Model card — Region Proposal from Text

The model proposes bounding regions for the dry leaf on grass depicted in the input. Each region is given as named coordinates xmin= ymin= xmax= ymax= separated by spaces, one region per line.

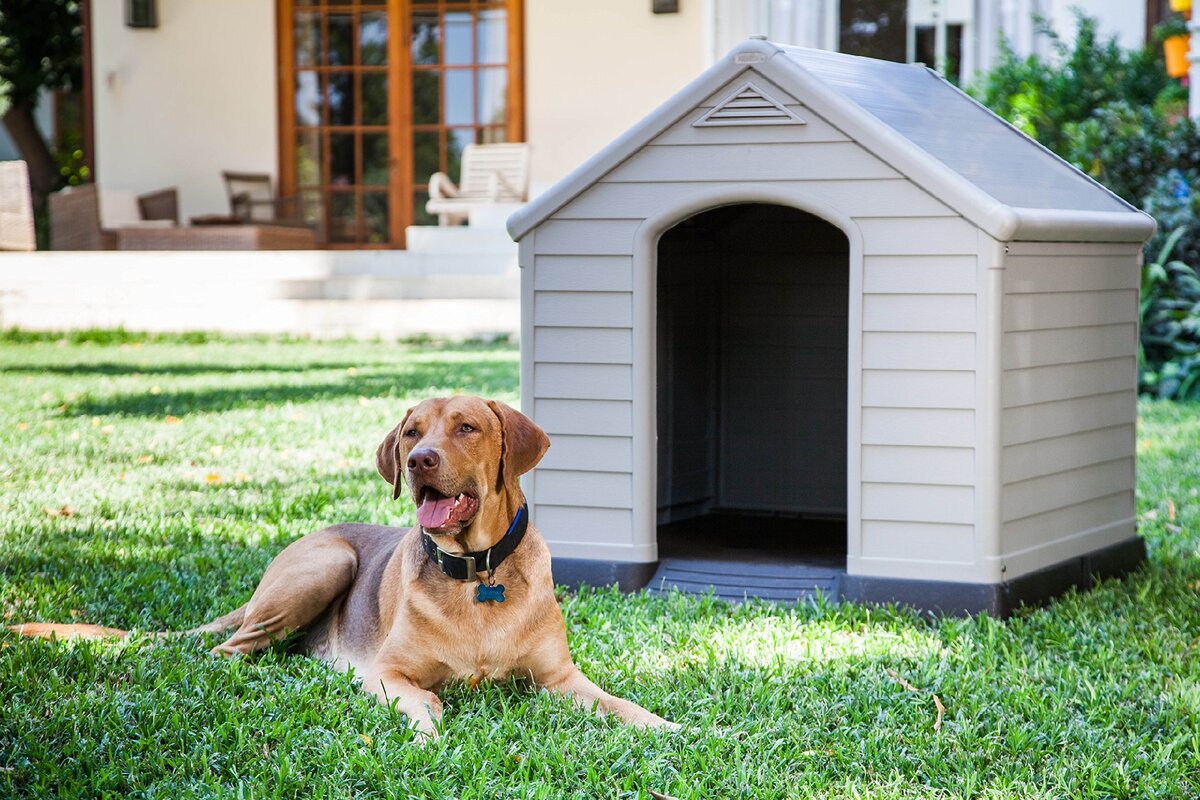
xmin=933 ymin=694 xmax=945 ymax=732
xmin=887 ymin=669 xmax=919 ymax=693
xmin=888 ymin=668 xmax=946 ymax=733
xmin=165 ymin=415 xmax=181 ymax=425
xmin=649 ymin=791 xmax=682 ymax=800
xmin=44 ymin=506 xmax=76 ymax=518
xmin=1168 ymin=499 xmax=1177 ymax=521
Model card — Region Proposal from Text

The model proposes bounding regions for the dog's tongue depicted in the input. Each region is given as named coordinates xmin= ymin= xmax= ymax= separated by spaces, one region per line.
xmin=417 ymin=495 xmax=457 ymax=529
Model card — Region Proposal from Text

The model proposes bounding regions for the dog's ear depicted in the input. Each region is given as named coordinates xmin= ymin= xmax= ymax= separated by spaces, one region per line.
xmin=376 ymin=407 xmax=414 ymax=501
xmin=487 ymin=400 xmax=550 ymax=490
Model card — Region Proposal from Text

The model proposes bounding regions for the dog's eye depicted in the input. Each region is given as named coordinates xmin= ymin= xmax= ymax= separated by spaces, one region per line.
xmin=404 ymin=428 xmax=419 ymax=438
xmin=459 ymin=423 xmax=475 ymax=433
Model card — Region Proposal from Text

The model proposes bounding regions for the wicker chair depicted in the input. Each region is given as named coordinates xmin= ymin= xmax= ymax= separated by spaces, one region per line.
xmin=426 ymin=143 xmax=530 ymax=226
xmin=222 ymin=171 xmax=303 ymax=226
xmin=137 ymin=187 xmax=179 ymax=224
xmin=0 ymin=161 xmax=36 ymax=251
xmin=49 ymin=184 xmax=116 ymax=250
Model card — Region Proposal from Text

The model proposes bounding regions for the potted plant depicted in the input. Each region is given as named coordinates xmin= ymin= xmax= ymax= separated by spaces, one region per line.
xmin=1158 ymin=16 xmax=1192 ymax=78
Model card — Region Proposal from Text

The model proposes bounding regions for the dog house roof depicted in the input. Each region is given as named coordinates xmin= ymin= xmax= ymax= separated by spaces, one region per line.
xmin=508 ymin=39 xmax=1155 ymax=244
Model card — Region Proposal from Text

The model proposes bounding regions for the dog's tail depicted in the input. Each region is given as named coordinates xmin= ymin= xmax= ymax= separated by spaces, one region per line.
xmin=7 ymin=604 xmax=248 ymax=643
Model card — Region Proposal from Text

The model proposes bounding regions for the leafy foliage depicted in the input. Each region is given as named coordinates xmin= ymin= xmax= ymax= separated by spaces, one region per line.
xmin=0 ymin=0 xmax=82 ymax=110
xmin=1139 ymin=226 xmax=1200 ymax=398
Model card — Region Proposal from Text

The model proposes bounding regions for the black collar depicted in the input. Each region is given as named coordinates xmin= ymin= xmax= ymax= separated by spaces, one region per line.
xmin=421 ymin=504 xmax=528 ymax=582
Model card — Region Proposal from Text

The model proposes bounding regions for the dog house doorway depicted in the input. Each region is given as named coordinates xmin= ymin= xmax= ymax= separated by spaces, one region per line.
xmin=654 ymin=203 xmax=849 ymax=602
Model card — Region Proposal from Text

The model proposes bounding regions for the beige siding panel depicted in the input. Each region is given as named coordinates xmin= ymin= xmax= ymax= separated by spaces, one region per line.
xmin=862 ymin=369 xmax=975 ymax=408
xmin=603 ymin=142 xmax=900 ymax=183
xmin=1002 ymin=390 xmax=1133 ymax=446
xmin=654 ymin=109 xmax=850 ymax=145
xmin=535 ymin=505 xmax=633 ymax=545
xmin=863 ymin=294 xmax=975 ymax=332
xmin=1007 ymin=241 xmax=1143 ymax=258
xmin=533 ymin=219 xmax=641 ymax=255
xmin=534 ymin=398 xmax=633 ymax=436
xmin=1003 ymin=357 xmax=1137 ymax=408
xmin=533 ymin=256 xmax=633 ymax=291
xmin=1002 ymin=424 xmax=1134 ymax=484
xmin=534 ymin=363 xmax=632 ymax=400
xmin=1001 ymin=491 xmax=1133 ymax=554
xmin=858 ymin=218 xmax=979 ymax=255
xmin=862 ymin=483 xmax=974 ymax=524
xmin=1002 ymin=458 xmax=1134 ymax=522
xmin=862 ymin=332 xmax=975 ymax=370
xmin=1004 ymin=290 xmax=1137 ymax=332
xmin=861 ymin=521 xmax=975 ymax=563
xmin=536 ymin=470 xmax=633 ymax=509
xmin=533 ymin=291 xmax=632 ymax=328
xmin=861 ymin=445 xmax=975 ymax=485
xmin=862 ymin=255 xmax=977 ymax=294
xmin=862 ymin=408 xmax=976 ymax=447
xmin=555 ymin=179 xmax=956 ymax=220
xmin=534 ymin=327 xmax=633 ymax=364
xmin=1003 ymin=324 xmax=1137 ymax=369
xmin=1005 ymin=255 xmax=1138 ymax=293
xmin=537 ymin=434 xmax=632 ymax=472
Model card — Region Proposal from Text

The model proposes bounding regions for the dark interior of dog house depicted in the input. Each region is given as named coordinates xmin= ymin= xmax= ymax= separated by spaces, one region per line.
xmin=652 ymin=203 xmax=850 ymax=602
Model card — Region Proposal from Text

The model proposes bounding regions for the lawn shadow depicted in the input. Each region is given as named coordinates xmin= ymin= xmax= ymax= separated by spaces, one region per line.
xmin=64 ymin=359 xmax=518 ymax=417
xmin=0 ymin=361 xmax=389 ymax=377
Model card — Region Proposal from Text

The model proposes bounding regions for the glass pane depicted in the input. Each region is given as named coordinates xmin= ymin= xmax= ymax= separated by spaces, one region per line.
xmin=330 ymin=132 xmax=355 ymax=186
xmin=363 ymin=134 xmax=389 ymax=186
xmin=329 ymin=192 xmax=357 ymax=243
xmin=477 ymin=9 xmax=506 ymax=64
xmin=328 ymin=71 xmax=355 ymax=125
xmin=327 ymin=14 xmax=354 ymax=67
xmin=361 ymin=72 xmax=388 ymax=125
xmin=478 ymin=67 xmax=507 ymax=126
xmin=479 ymin=126 xmax=506 ymax=144
xmin=444 ymin=12 xmax=472 ymax=65
xmin=294 ymin=70 xmax=322 ymax=126
xmin=360 ymin=12 xmax=388 ymax=65
xmin=412 ymin=130 xmax=440 ymax=183
xmin=364 ymin=192 xmax=389 ymax=243
xmin=412 ymin=13 xmax=439 ymax=65
xmin=444 ymin=70 xmax=473 ymax=125
xmin=447 ymin=129 xmax=473 ymax=183
xmin=300 ymin=189 xmax=324 ymax=240
xmin=412 ymin=70 xmax=439 ymax=124
xmin=414 ymin=190 xmax=436 ymax=226
xmin=295 ymin=130 xmax=323 ymax=187
xmin=294 ymin=12 xmax=322 ymax=67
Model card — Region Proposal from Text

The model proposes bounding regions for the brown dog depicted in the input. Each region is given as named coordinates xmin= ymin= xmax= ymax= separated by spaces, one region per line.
xmin=14 ymin=396 xmax=675 ymax=739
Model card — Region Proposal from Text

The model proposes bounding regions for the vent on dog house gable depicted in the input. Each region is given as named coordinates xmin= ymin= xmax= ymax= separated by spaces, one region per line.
xmin=694 ymin=81 xmax=806 ymax=127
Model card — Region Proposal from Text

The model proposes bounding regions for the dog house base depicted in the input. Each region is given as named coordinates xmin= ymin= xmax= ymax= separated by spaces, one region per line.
xmin=551 ymin=537 xmax=1145 ymax=617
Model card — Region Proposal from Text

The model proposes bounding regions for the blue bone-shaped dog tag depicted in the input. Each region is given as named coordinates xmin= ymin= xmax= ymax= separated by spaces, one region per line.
xmin=476 ymin=583 xmax=506 ymax=603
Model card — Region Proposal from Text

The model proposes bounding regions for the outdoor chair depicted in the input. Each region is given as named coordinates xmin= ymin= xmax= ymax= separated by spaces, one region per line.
xmin=137 ymin=187 xmax=180 ymax=225
xmin=222 ymin=171 xmax=304 ymax=227
xmin=426 ymin=143 xmax=530 ymax=226
xmin=0 ymin=160 xmax=36 ymax=251
xmin=48 ymin=184 xmax=116 ymax=250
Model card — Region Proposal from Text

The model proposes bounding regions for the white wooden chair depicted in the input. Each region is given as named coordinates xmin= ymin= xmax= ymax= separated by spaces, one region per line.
xmin=426 ymin=143 xmax=530 ymax=226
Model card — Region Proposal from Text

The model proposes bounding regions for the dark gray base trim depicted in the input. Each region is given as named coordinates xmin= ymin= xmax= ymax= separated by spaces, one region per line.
xmin=839 ymin=537 xmax=1147 ymax=617
xmin=552 ymin=537 xmax=1146 ymax=617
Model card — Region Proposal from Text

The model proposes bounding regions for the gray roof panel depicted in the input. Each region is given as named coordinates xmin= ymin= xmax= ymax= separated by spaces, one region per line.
xmin=777 ymin=46 xmax=1132 ymax=214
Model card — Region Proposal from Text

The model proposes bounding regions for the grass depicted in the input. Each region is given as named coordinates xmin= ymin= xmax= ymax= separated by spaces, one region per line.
xmin=0 ymin=334 xmax=1198 ymax=798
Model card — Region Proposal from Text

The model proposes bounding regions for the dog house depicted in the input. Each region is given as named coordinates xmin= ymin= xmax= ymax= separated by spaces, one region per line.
xmin=507 ymin=40 xmax=1155 ymax=615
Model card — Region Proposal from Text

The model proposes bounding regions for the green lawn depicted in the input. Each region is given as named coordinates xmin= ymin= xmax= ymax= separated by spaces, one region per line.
xmin=1 ymin=333 xmax=1198 ymax=799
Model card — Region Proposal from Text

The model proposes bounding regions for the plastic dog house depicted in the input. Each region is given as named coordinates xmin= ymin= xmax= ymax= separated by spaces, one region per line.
xmin=507 ymin=39 xmax=1155 ymax=615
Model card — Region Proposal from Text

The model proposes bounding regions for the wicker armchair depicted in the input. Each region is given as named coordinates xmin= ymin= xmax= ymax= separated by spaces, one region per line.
xmin=137 ymin=187 xmax=179 ymax=224
xmin=0 ymin=161 xmax=36 ymax=251
xmin=222 ymin=171 xmax=304 ymax=226
xmin=49 ymin=184 xmax=116 ymax=250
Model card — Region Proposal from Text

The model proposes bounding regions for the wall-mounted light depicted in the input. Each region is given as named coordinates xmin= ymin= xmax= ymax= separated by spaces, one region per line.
xmin=653 ymin=0 xmax=679 ymax=13
xmin=125 ymin=0 xmax=158 ymax=29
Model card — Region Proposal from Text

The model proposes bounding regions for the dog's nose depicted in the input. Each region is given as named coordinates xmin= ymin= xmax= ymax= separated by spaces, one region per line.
xmin=407 ymin=448 xmax=440 ymax=473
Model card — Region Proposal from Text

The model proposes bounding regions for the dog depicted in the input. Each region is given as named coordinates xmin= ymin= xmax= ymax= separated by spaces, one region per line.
xmin=12 ymin=396 xmax=676 ymax=739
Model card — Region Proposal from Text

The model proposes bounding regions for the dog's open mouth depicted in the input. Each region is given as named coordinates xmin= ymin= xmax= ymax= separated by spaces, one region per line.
xmin=416 ymin=487 xmax=480 ymax=534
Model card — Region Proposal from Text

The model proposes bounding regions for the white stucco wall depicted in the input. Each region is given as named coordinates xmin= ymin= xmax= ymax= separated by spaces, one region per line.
xmin=524 ymin=0 xmax=707 ymax=194
xmin=92 ymin=0 xmax=277 ymax=224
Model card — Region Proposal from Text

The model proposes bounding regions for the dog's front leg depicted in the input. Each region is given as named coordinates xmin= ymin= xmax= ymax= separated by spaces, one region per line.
xmin=362 ymin=667 xmax=443 ymax=740
xmin=541 ymin=665 xmax=679 ymax=730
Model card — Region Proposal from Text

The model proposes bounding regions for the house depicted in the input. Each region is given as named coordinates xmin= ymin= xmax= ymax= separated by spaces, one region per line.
xmin=78 ymin=0 xmax=1160 ymax=249
xmin=509 ymin=39 xmax=1153 ymax=614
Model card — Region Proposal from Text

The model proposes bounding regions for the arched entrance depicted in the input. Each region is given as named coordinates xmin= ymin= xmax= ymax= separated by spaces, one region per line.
xmin=654 ymin=203 xmax=849 ymax=600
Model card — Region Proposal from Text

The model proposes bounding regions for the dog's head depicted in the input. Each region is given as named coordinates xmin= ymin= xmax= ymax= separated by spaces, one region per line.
xmin=375 ymin=396 xmax=549 ymax=536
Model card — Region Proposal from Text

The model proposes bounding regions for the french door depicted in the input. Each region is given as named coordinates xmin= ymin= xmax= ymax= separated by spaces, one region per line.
xmin=278 ymin=0 xmax=524 ymax=248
